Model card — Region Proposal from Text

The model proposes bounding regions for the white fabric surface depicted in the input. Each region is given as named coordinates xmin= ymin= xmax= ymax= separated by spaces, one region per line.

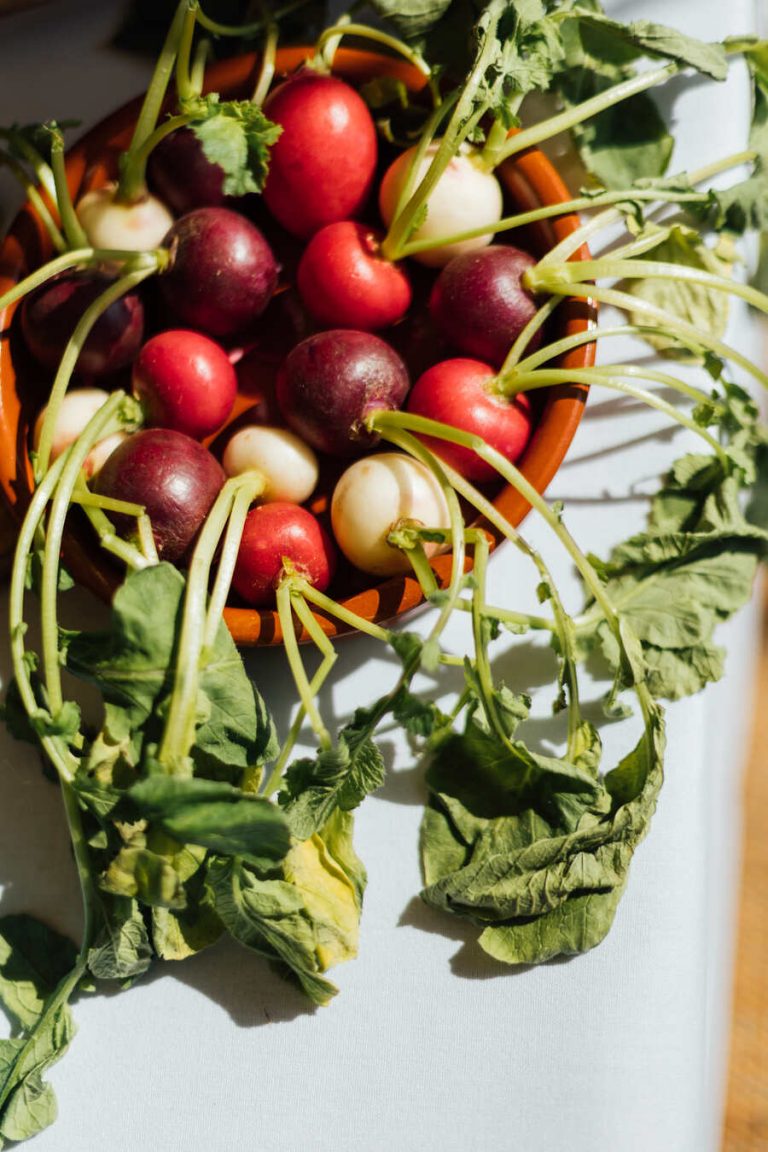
xmin=0 ymin=1 xmax=763 ymax=1149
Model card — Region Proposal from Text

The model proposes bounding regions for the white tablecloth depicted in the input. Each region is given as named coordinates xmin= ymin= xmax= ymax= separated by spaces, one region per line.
xmin=0 ymin=2 xmax=763 ymax=1149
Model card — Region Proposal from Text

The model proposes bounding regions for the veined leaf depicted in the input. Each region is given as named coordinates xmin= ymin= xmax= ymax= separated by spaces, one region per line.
xmin=128 ymin=777 xmax=290 ymax=866
xmin=187 ymin=95 xmax=282 ymax=196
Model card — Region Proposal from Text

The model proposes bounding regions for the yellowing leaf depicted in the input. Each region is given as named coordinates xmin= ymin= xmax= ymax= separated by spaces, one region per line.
xmin=283 ymin=832 xmax=361 ymax=971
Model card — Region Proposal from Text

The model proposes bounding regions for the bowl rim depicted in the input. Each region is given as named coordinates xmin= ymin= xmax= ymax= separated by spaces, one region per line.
xmin=0 ymin=45 xmax=596 ymax=646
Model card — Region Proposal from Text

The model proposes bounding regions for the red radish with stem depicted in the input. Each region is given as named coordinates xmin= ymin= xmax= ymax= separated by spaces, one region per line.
xmin=276 ymin=329 xmax=410 ymax=456
xmin=132 ymin=329 xmax=237 ymax=439
xmin=406 ymin=358 xmax=533 ymax=482
xmin=94 ymin=427 xmax=226 ymax=562
xmin=232 ymin=502 xmax=336 ymax=607
xmin=429 ymin=245 xmax=541 ymax=366
xmin=159 ymin=207 xmax=279 ymax=338
xmin=262 ymin=72 xmax=378 ymax=239
xmin=331 ymin=452 xmax=451 ymax=576
xmin=20 ymin=271 xmax=145 ymax=377
xmin=297 ymin=221 xmax=412 ymax=330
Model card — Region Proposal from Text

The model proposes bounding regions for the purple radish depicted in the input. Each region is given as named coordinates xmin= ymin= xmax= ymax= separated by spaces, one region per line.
xmin=276 ymin=329 xmax=410 ymax=456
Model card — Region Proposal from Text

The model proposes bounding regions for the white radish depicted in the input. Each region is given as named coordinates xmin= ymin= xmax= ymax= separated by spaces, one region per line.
xmin=331 ymin=452 xmax=451 ymax=576
xmin=34 ymin=388 xmax=126 ymax=477
xmin=379 ymin=142 xmax=503 ymax=268
xmin=86 ymin=430 xmax=130 ymax=477
xmin=76 ymin=184 xmax=174 ymax=252
xmin=222 ymin=425 xmax=319 ymax=505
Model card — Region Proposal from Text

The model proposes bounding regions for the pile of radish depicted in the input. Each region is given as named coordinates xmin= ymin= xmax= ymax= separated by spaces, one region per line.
xmin=23 ymin=59 xmax=542 ymax=609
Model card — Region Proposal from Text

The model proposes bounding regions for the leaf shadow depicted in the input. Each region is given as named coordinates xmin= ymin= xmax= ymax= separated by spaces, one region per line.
xmin=398 ymin=895 xmax=576 ymax=981
xmin=138 ymin=934 xmax=318 ymax=1028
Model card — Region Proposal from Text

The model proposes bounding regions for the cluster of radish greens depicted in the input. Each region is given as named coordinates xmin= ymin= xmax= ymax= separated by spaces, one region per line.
xmin=1 ymin=0 xmax=768 ymax=1145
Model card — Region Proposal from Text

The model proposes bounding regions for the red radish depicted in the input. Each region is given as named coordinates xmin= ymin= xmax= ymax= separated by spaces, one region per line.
xmin=297 ymin=221 xmax=412 ymax=330
xmin=76 ymin=184 xmax=174 ymax=252
xmin=378 ymin=142 xmax=503 ymax=267
xmin=94 ymin=428 xmax=225 ymax=562
xmin=429 ymin=245 xmax=541 ymax=366
xmin=159 ymin=207 xmax=279 ymax=338
xmin=276 ymin=329 xmax=410 ymax=456
xmin=231 ymin=502 xmax=336 ymax=607
xmin=406 ymin=358 xmax=533 ymax=482
xmin=222 ymin=425 xmax=319 ymax=504
xmin=147 ymin=128 xmax=227 ymax=215
xmin=20 ymin=271 xmax=144 ymax=377
xmin=262 ymin=72 xmax=377 ymax=239
xmin=132 ymin=329 xmax=237 ymax=439
xmin=331 ymin=452 xmax=451 ymax=576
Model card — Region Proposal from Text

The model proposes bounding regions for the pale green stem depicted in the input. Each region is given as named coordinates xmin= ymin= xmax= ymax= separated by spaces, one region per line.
xmin=276 ymin=580 xmax=332 ymax=751
xmin=40 ymin=394 xmax=130 ymax=715
xmin=157 ymin=479 xmax=243 ymax=772
xmin=8 ymin=452 xmax=78 ymax=783
xmin=35 ymin=263 xmax=158 ymax=480
xmin=297 ymin=581 xmax=393 ymax=644
xmin=316 ymin=22 xmax=431 ymax=77
xmin=502 ymin=368 xmax=728 ymax=458
xmin=500 ymin=296 xmax=562 ymax=375
xmin=494 ymin=62 xmax=677 ymax=166
xmin=119 ymin=0 xmax=191 ymax=201
xmin=252 ymin=7 xmax=279 ymax=106
xmin=202 ymin=474 xmax=265 ymax=652
xmin=49 ymin=132 xmax=88 ymax=249
xmin=532 ymin=258 xmax=768 ymax=318
xmin=404 ymin=540 xmax=440 ymax=598
xmin=534 ymin=281 xmax=768 ymax=388
xmin=0 ymin=149 xmax=66 ymax=251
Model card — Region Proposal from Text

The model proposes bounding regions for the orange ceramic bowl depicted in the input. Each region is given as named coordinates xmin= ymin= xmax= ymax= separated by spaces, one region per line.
xmin=0 ymin=47 xmax=596 ymax=645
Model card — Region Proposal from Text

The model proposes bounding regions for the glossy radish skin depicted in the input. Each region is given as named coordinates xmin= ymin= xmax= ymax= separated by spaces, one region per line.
xmin=331 ymin=452 xmax=451 ymax=576
xmin=263 ymin=72 xmax=377 ymax=239
xmin=132 ymin=329 xmax=237 ymax=439
xmin=429 ymin=245 xmax=541 ymax=366
xmin=406 ymin=358 xmax=533 ymax=482
xmin=20 ymin=271 xmax=144 ymax=377
xmin=159 ymin=208 xmax=279 ymax=338
xmin=94 ymin=428 xmax=225 ymax=562
xmin=223 ymin=425 xmax=319 ymax=504
xmin=297 ymin=221 xmax=412 ymax=330
xmin=147 ymin=128 xmax=226 ymax=215
xmin=76 ymin=184 xmax=174 ymax=252
xmin=379 ymin=143 xmax=503 ymax=267
xmin=232 ymin=502 xmax=336 ymax=607
xmin=276 ymin=329 xmax=410 ymax=457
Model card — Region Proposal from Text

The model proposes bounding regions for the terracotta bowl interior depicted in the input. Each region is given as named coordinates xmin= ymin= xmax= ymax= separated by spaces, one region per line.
xmin=0 ymin=47 xmax=596 ymax=646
